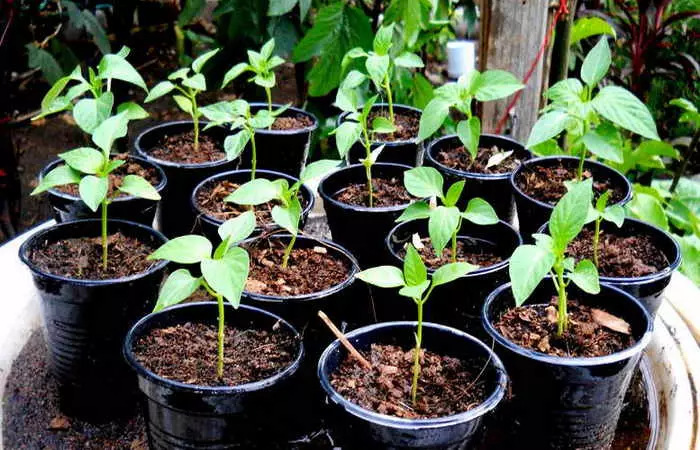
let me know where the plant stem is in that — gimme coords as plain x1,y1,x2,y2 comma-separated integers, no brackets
365,163,374,208
555,263,568,336
593,217,601,267
450,218,462,263
216,292,225,380
101,198,108,270
670,129,699,193
384,77,394,125
361,126,374,207
191,93,200,151
577,151,585,181
250,130,257,180
265,87,273,116
411,299,423,406
282,233,296,269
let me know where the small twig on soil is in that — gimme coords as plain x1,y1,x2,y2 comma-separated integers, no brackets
317,311,372,370
460,338,496,396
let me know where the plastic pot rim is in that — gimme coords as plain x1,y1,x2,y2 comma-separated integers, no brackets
240,233,360,303
40,155,168,204
248,102,319,135
123,302,304,395
18,218,169,286
317,320,508,429
385,219,522,277
337,103,422,146
482,281,653,367
317,162,413,213
509,155,633,210
190,169,316,229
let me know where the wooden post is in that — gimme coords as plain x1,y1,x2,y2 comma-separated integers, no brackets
479,0,552,142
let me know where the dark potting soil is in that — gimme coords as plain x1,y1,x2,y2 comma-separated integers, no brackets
368,110,419,142
518,164,625,205
568,228,669,278
2,330,652,449
28,233,156,279
245,239,351,296
55,154,160,198
330,343,487,419
132,321,297,387
148,131,225,164
334,177,412,208
493,299,635,358
271,114,314,131
436,145,522,174
397,237,504,269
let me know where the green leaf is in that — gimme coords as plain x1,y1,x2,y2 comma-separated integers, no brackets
474,70,524,102
526,111,570,148
58,147,105,174
300,159,341,182
592,86,659,140
31,165,81,195
73,92,114,134
678,235,700,285
268,0,297,16
81,10,111,54
173,95,194,115
117,101,149,120
462,198,499,225
154,269,202,312
428,206,461,255
218,210,256,243
372,116,396,134
78,175,108,212
149,235,213,264
144,81,176,103
595,190,611,212
341,70,367,90
365,54,390,85
404,167,444,199
92,112,129,156
603,204,625,227
432,262,478,287
549,178,594,251
226,178,281,205
383,0,427,47
98,52,147,90
395,52,424,68
626,192,669,230
254,72,276,89
580,38,611,87
456,117,481,160
271,201,301,235
183,73,207,91
356,266,405,288
191,48,220,74
568,260,600,294
418,99,450,141
221,62,251,88
569,17,616,45
200,101,240,124
250,110,276,129
582,129,623,163
444,181,465,207
509,245,555,306
39,73,72,112
118,175,160,200
178,0,207,26
168,67,190,81
26,44,64,85
546,79,584,106
637,140,679,158
403,244,427,286
224,131,251,161
202,256,247,307
396,201,432,222
398,280,430,299
334,121,362,158
530,139,563,156
373,24,394,55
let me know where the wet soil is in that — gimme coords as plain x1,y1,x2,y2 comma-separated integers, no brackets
436,145,522,174
271,114,314,131
368,110,419,142
330,344,487,419
245,239,351,296
148,131,225,164
568,228,669,278
397,237,504,269
132,322,297,387
493,299,635,357
334,177,412,208
28,233,156,279
518,164,625,205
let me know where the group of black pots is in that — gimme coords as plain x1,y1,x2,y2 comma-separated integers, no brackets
20,99,681,450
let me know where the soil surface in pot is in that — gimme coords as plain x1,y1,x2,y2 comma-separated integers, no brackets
518,164,625,205
245,239,351,296
28,233,156,279
436,145,522,174
567,228,669,278
334,177,411,207
196,180,306,223
367,110,419,142
132,321,297,387
330,343,487,419
271,114,314,131
148,131,225,164
397,236,504,269
54,154,160,198
493,299,635,357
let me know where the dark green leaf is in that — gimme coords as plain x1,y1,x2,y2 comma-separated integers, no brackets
81,10,111,54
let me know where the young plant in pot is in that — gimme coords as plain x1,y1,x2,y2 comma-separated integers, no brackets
382,166,521,328
19,117,168,420
220,38,318,175
337,23,424,166
124,212,305,447
317,246,508,448
134,49,236,237
482,178,653,449
418,66,527,221
319,92,414,267
32,47,165,225
513,38,656,237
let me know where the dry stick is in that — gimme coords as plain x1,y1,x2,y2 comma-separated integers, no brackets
317,311,372,370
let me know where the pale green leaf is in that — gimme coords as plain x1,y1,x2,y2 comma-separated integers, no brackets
58,147,105,174
404,167,444,199
568,259,600,294
154,269,201,312
31,165,81,195
509,245,555,306
432,262,478,287
592,86,660,140
144,81,176,103
118,175,161,200
149,235,213,264
356,265,405,288
428,206,461,255
78,175,108,212
462,198,499,225
403,244,427,286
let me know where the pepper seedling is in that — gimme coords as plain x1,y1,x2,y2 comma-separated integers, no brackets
144,48,221,150
220,38,285,117
586,190,625,267
31,111,160,269
397,167,499,262
225,159,341,268
148,211,255,380
341,23,424,127
509,179,600,336
201,99,289,179
417,68,523,164
356,244,477,404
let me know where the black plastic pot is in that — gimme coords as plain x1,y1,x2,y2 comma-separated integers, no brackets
384,219,521,333
318,163,412,267
339,103,423,167
318,321,508,449
191,169,315,244
134,120,236,238
237,103,318,177
124,302,304,449
424,134,531,223
18,219,168,420
39,155,167,226
482,280,653,450
511,156,633,240
537,217,682,318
